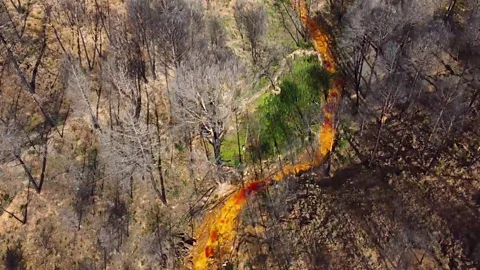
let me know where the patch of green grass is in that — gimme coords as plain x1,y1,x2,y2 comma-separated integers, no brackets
175,142,184,152
255,91,270,107
298,39,314,50
338,137,349,151
220,126,247,167
254,55,330,157
171,186,180,198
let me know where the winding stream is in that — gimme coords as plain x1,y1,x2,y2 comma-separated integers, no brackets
192,1,342,268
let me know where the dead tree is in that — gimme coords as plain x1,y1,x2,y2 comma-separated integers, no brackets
171,51,243,165
234,0,267,64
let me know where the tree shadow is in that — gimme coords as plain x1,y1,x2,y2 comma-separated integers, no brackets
315,162,480,269
4,245,26,270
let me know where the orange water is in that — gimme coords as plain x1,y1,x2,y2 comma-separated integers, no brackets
192,1,342,268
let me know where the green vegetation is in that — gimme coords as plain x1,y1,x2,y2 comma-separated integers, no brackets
221,124,247,167
255,56,329,156
255,91,270,107
222,56,328,166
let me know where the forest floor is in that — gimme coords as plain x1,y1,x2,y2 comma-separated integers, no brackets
235,153,480,269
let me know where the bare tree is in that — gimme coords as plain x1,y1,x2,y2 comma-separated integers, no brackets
62,57,100,129
0,119,51,195
126,0,157,79
101,112,167,204
272,0,308,46
58,0,102,70
107,22,146,120
100,61,168,204
234,0,267,64
152,0,204,69
171,52,243,165
207,14,227,49
337,0,479,174
0,3,62,135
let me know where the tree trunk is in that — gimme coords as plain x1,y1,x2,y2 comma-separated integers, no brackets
129,175,134,199
156,155,167,204
79,28,92,69
213,137,222,165
16,156,41,193
30,23,48,93
148,172,167,205
370,102,388,164
154,104,167,205
279,10,300,46
235,113,242,164
134,77,142,120
38,138,48,192
444,0,457,22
